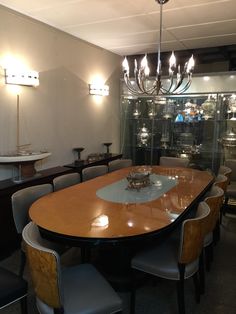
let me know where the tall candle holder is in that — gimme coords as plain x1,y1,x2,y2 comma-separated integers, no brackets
103,143,112,156
73,147,84,165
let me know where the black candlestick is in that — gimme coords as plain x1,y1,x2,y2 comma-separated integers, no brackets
73,147,84,165
103,143,112,156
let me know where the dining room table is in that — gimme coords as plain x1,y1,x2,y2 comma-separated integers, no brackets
29,165,214,247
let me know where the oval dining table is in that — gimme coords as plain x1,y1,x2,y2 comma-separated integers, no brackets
29,166,214,248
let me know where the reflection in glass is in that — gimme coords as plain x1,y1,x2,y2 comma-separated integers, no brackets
133,100,141,119
147,100,156,119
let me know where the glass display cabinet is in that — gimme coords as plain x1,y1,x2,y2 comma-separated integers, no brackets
120,73,236,174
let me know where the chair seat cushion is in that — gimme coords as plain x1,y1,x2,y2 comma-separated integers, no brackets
132,239,199,281
36,263,122,314
0,267,27,308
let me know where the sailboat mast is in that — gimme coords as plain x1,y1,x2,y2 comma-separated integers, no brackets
16,94,20,153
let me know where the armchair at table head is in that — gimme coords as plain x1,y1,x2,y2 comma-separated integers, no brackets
11,183,53,276
108,159,132,172
159,156,189,168
130,201,210,314
22,222,122,314
53,172,81,191
82,165,108,181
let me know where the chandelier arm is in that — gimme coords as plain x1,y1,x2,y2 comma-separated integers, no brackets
170,73,187,93
140,77,157,95
175,75,193,94
164,75,175,93
124,75,144,96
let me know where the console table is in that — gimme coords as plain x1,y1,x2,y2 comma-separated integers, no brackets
64,153,122,179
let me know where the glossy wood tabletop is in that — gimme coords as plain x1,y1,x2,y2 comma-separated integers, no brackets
29,166,214,242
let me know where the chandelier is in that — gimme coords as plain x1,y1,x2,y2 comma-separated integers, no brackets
122,0,195,96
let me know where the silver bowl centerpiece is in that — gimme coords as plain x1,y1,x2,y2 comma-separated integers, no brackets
126,166,152,190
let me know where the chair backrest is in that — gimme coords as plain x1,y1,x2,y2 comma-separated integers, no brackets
179,202,210,264
53,172,80,191
204,185,224,234
213,174,228,193
225,159,236,181
159,156,189,168
108,159,132,172
11,184,53,234
23,222,63,310
82,165,108,181
218,165,232,181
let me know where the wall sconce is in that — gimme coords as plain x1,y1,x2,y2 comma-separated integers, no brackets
5,69,39,86
89,83,109,96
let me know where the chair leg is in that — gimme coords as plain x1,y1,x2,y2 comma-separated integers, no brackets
20,296,28,314
177,264,185,314
19,250,26,277
213,219,220,244
192,272,200,304
130,270,137,314
205,243,214,272
199,252,205,295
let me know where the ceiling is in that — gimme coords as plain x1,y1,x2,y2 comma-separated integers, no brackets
0,0,236,56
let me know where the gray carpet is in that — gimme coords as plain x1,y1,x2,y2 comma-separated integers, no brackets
1,215,236,314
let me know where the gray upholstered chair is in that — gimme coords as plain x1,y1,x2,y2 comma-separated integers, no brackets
223,160,236,212
218,165,232,180
0,267,28,313
202,185,224,293
53,172,81,191
23,222,122,314
108,159,132,172
82,165,108,181
159,156,189,168
213,174,228,192
130,202,210,314
11,184,53,276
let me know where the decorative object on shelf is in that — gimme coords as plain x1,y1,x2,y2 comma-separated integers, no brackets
133,101,141,119
228,94,236,120
89,83,109,96
201,95,216,120
73,147,84,165
87,153,104,162
137,124,151,146
175,112,184,122
122,0,195,96
183,99,200,122
218,128,236,148
103,142,112,156
163,99,174,119
126,166,152,190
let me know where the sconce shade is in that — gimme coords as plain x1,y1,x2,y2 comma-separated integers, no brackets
89,83,109,96
5,69,39,86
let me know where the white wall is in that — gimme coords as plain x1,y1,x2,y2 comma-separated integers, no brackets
0,5,122,180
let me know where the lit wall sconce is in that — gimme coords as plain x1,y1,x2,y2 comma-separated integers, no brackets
89,83,109,96
5,69,39,86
